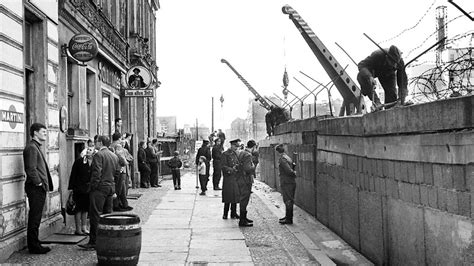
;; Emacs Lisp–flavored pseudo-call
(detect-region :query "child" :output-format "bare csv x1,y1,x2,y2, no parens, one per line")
167,151,183,190
198,156,207,195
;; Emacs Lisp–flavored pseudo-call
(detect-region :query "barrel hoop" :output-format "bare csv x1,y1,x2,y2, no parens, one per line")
98,224,141,230
97,255,139,261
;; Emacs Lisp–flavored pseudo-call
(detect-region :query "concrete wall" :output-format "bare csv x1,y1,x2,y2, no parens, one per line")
259,95,474,265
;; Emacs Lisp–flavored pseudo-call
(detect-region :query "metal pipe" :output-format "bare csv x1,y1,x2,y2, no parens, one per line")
335,42,358,66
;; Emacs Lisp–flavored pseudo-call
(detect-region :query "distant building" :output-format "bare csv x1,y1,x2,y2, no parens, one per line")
157,116,177,135
189,125,210,141
228,118,247,142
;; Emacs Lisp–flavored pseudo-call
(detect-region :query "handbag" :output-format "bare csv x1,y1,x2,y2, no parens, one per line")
66,191,77,215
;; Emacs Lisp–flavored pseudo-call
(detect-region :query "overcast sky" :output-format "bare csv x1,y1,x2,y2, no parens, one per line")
156,0,473,129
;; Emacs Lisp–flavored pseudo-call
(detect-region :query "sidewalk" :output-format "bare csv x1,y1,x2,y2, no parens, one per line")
139,173,253,264
5,170,371,265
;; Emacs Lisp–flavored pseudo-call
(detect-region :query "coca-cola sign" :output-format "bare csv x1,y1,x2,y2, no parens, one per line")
68,34,98,62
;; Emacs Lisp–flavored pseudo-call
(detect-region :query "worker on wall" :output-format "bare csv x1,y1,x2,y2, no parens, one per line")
357,45,408,109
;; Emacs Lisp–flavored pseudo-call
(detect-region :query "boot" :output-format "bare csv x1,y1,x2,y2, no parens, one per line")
239,211,253,227
223,204,229,219
246,214,253,224
230,204,239,219
279,203,293,225
279,216,286,222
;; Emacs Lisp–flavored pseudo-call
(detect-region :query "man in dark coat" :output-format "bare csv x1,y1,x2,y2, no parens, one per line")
23,123,54,254
217,129,226,146
211,138,223,190
276,144,297,225
195,140,211,187
79,135,120,250
137,141,150,188
357,45,408,109
221,139,241,219
237,140,255,227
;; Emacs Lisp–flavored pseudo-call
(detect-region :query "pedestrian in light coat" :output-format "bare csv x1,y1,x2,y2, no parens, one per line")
23,123,54,254
221,139,241,219
276,144,297,225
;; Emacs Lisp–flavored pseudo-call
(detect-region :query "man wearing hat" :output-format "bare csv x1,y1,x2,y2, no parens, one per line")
221,139,241,220
128,67,147,88
236,139,256,227
357,45,408,110
195,140,211,189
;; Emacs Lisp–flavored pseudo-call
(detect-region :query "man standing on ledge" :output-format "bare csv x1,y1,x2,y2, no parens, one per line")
79,135,120,250
23,123,54,254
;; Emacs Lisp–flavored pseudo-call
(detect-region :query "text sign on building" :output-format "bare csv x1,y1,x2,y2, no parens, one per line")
124,65,153,97
68,34,98,62
124,89,153,97
1,105,23,129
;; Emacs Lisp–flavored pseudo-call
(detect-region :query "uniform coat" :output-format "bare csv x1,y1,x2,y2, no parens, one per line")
221,148,240,203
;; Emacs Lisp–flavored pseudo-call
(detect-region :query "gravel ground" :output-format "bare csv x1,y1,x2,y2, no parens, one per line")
243,192,320,265
5,174,173,265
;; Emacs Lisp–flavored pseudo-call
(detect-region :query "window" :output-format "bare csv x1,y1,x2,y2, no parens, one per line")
86,70,95,131
102,92,110,136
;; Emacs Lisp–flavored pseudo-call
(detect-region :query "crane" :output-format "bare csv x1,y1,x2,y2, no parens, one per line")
220,59,273,110
282,5,366,115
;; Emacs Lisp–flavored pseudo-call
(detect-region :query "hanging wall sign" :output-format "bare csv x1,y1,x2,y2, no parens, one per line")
68,34,99,62
124,65,153,97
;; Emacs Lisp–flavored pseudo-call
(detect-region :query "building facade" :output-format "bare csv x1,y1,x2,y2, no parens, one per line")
0,0,160,259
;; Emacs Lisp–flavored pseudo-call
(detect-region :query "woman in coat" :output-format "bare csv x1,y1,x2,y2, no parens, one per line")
68,146,95,235
276,144,297,225
221,139,242,219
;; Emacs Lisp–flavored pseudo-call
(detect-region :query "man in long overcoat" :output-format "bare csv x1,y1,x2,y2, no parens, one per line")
237,141,255,227
221,139,241,219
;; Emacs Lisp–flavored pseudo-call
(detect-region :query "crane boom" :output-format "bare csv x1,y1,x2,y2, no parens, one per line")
282,5,365,115
221,59,273,110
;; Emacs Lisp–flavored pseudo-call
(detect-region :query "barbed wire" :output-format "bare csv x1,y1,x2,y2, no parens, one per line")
380,0,438,44
409,47,473,102
405,11,474,58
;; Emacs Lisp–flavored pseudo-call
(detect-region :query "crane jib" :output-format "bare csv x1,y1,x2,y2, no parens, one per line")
282,5,365,115
220,59,273,110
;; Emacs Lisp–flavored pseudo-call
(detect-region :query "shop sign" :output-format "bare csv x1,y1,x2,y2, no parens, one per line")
1,105,23,130
124,65,153,97
68,34,99,62
124,89,153,97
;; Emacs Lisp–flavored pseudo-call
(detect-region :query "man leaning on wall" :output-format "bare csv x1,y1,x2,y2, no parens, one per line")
23,123,54,254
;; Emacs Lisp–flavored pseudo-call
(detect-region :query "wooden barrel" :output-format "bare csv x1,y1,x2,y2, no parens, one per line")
96,214,141,265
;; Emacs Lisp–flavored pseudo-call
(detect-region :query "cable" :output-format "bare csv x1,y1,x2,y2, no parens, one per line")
380,0,438,44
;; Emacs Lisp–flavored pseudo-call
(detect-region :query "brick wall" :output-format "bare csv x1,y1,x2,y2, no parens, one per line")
259,95,474,265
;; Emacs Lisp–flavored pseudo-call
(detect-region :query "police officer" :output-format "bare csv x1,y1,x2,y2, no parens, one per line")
221,139,241,219
237,140,256,227
276,144,296,225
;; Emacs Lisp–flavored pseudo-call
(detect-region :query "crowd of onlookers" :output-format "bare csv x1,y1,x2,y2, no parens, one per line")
23,120,295,254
